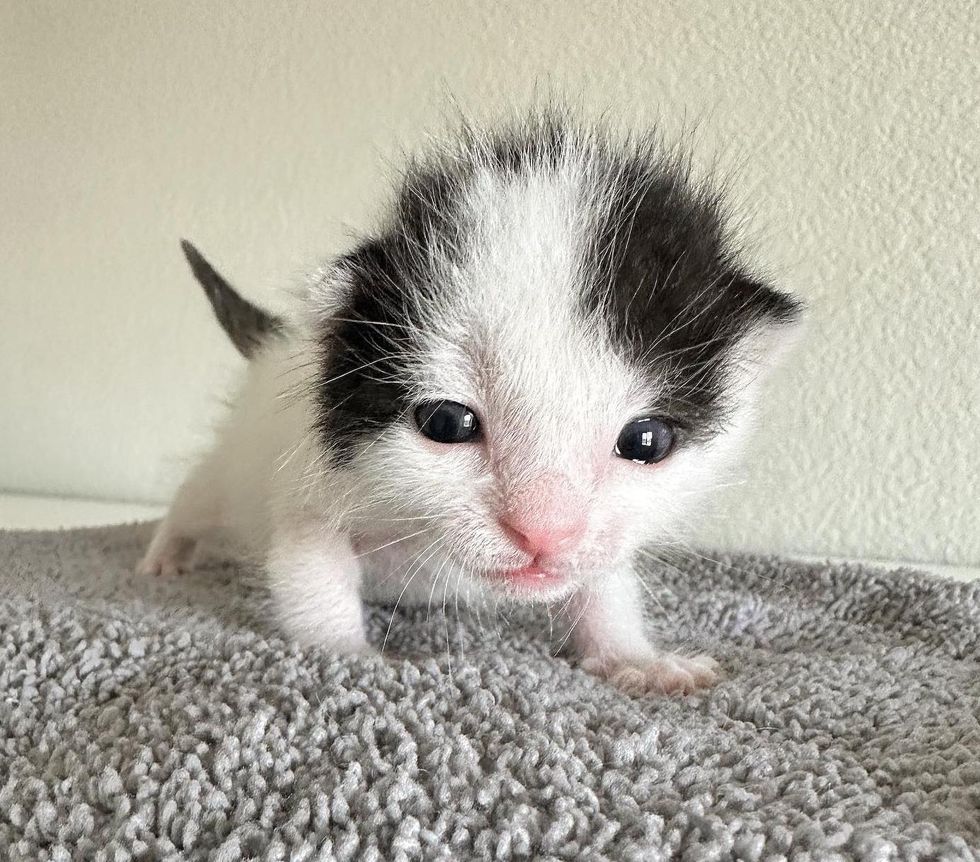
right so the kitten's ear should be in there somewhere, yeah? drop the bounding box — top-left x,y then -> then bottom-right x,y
724,276 -> 805,372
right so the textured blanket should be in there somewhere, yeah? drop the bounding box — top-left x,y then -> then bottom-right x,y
1,525 -> 978,861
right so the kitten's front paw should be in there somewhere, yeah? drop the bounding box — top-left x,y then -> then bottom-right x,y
136,553 -> 191,578
582,652 -> 721,696
136,536 -> 198,577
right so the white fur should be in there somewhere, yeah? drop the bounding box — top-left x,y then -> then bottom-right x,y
142,152 -> 791,696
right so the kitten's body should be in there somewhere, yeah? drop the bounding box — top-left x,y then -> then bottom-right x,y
142,117 -> 800,694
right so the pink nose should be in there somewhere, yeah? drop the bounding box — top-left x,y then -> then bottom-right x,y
499,515 -> 586,558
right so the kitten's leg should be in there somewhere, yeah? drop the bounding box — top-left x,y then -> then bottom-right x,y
266,521 -> 373,654
565,566 -> 720,695
138,463 -> 220,576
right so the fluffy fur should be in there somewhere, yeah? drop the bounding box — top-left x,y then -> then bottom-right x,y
141,115 -> 801,695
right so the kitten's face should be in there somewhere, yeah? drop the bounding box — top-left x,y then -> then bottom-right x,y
358,327 -> 744,603
317,124 -> 799,601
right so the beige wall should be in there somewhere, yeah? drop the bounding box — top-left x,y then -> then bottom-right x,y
2,1 -> 977,566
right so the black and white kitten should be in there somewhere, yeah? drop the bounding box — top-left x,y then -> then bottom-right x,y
141,116 -> 801,695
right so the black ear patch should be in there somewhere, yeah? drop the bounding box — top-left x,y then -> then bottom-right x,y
315,162 -> 471,467
725,276 -> 803,331
583,154 -> 802,432
315,238 -> 429,466
180,240 -> 285,359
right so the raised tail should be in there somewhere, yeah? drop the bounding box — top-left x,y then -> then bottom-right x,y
180,239 -> 285,358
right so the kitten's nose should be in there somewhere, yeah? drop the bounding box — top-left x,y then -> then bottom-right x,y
499,473 -> 588,558
499,514 -> 586,558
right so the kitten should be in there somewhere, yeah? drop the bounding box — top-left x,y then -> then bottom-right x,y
140,115 -> 801,695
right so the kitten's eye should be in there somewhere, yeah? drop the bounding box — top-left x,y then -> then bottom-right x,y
614,417 -> 675,464
414,400 -> 481,444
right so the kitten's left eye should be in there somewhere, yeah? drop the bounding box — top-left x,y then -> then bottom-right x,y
414,400 -> 481,444
614,417 -> 675,464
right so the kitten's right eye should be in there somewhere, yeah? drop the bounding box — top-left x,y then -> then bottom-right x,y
614,416 -> 675,464
414,400 -> 480,444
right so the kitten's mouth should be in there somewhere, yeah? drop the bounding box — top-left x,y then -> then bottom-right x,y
484,562 -> 567,592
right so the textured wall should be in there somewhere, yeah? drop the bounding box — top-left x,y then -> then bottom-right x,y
2,1 -> 977,565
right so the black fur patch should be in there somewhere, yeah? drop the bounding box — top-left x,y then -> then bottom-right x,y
582,151 -> 802,434
316,163 -> 469,464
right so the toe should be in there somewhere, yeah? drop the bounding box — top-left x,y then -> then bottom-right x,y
581,651 -> 722,696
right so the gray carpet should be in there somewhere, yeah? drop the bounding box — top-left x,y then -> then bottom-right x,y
1,525 -> 978,861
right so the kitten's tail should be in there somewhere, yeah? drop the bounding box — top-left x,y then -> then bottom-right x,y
180,239 -> 284,359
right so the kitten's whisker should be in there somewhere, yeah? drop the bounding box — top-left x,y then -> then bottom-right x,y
353,527 -> 434,559
380,535 -> 448,655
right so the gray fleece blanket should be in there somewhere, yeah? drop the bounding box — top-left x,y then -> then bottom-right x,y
1,525 -> 978,861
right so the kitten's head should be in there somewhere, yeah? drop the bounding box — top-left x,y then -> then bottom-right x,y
312,117 -> 801,601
